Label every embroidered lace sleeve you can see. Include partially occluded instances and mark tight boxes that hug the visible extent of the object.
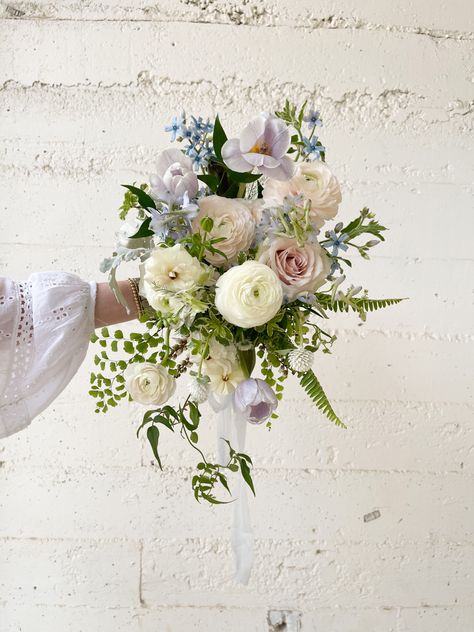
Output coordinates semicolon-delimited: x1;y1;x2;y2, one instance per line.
0;272;96;438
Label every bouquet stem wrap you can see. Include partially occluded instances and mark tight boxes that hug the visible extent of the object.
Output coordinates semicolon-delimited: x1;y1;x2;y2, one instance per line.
209;393;255;585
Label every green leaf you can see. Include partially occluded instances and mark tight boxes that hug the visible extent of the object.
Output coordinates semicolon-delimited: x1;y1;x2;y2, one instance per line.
129;216;154;238
147;425;162;469
212;115;227;162
227;169;261;184
154;414;175;431
239;459;256;496
122;185;156;210
188;402;200;428
300;370;347;428
197;174;219;192
238;348;256;378
201;493;231;505
123;341;134;354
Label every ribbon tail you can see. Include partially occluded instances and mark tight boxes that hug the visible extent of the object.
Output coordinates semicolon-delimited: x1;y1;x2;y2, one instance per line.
209;393;255;584
231;405;255;585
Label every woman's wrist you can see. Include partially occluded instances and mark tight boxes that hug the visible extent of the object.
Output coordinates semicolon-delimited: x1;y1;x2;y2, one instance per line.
128;278;151;319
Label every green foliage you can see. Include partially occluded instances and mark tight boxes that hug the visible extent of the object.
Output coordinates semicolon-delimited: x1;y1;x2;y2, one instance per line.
317;294;404;314
121;184;156;211
212;115;227;162
275;99;326;161
315;293;405;321
137;398;256;504
300;370;347;429
129;216;154;239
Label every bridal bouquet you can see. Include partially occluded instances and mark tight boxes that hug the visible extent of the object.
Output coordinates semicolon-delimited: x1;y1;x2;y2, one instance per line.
90;102;401;505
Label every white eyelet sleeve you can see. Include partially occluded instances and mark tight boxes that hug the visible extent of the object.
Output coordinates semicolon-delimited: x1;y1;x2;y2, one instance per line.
0;272;96;438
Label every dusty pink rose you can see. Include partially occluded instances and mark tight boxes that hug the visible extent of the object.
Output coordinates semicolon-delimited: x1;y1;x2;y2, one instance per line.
192;195;256;266
258;237;330;300
263;161;342;228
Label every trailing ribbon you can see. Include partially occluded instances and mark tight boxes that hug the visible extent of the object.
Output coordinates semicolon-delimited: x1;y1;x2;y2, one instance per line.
208;393;255;585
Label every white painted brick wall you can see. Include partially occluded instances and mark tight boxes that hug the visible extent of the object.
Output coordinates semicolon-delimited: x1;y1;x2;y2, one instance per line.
0;1;473;630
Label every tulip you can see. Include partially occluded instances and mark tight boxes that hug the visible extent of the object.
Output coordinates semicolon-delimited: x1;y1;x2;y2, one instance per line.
234;378;278;424
222;114;295;181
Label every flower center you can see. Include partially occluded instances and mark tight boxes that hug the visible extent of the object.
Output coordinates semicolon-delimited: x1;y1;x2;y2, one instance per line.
168;270;178;279
250;141;271;155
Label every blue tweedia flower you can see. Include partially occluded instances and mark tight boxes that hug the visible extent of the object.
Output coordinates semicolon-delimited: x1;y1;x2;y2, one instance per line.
254;208;279;245
165;114;184;142
303;136;326;159
326;231;349;256
188;147;208;171
282;193;305;212
303;108;323;129
180;125;193;140
190;116;213;135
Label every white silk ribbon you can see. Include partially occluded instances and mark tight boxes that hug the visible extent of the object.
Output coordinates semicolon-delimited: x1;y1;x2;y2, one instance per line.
208;393;255;585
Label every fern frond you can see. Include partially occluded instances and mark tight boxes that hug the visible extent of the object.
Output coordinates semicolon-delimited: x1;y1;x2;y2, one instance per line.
316;295;405;314
300;370;346;428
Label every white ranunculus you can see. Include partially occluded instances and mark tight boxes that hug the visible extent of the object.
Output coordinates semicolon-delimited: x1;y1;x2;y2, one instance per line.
192;195;256;266
263;161;342;228
141;244;209;299
124;362;176;405
150;148;199;206
215;260;283;328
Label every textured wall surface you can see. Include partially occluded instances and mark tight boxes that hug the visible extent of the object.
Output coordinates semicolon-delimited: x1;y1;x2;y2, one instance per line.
1;1;473;630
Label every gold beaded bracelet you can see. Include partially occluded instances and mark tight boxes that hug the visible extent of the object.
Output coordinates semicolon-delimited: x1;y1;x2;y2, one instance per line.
128;277;148;318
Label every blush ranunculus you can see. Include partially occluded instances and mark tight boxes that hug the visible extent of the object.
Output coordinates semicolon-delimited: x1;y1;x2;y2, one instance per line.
263;161;342;228
258;237;330;300
192;195;256;266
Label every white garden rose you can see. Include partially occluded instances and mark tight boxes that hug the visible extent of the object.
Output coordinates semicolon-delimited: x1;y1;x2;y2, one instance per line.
192;195;256;266
263;161;342;228
141;244;210;300
258;237;330;300
215;260;283;328
124;362;176;405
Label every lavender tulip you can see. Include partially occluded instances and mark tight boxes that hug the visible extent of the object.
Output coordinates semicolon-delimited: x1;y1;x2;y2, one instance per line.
150;148;199;206
234;378;278;424
222;114;295;181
